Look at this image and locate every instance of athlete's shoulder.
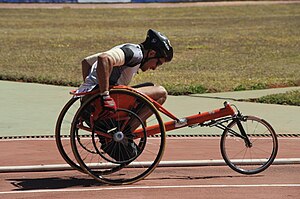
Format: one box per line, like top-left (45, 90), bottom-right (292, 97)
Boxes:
top-left (115, 43), bottom-right (143, 67)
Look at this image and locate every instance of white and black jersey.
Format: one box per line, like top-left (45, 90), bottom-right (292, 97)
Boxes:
top-left (76, 43), bottom-right (144, 94)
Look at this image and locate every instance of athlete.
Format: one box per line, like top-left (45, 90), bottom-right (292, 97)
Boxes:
top-left (77, 29), bottom-right (173, 112)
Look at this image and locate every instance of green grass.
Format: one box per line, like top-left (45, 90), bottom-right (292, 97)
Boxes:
top-left (252, 90), bottom-right (300, 106)
top-left (0, 4), bottom-right (299, 95)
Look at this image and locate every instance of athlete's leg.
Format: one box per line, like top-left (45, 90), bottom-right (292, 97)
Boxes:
top-left (135, 85), bottom-right (168, 105)
top-left (131, 82), bottom-right (154, 88)
top-left (127, 85), bottom-right (167, 131)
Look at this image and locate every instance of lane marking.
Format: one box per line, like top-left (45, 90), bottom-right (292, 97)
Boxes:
top-left (0, 137), bottom-right (299, 141)
top-left (1, 158), bottom-right (300, 173)
top-left (1, 184), bottom-right (300, 195)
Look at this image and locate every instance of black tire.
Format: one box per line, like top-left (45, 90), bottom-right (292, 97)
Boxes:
top-left (55, 97), bottom-right (84, 172)
top-left (71, 88), bottom-right (166, 185)
top-left (220, 116), bottom-right (278, 174)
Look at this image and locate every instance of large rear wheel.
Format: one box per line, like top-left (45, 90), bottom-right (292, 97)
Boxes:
top-left (71, 88), bottom-right (166, 185)
top-left (55, 97), bottom-right (84, 172)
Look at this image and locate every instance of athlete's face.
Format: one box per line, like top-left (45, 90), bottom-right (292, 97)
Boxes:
top-left (140, 50), bottom-right (165, 72)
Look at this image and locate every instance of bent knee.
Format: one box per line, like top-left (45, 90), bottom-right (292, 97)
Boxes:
top-left (136, 85), bottom-right (168, 105)
top-left (156, 86), bottom-right (168, 105)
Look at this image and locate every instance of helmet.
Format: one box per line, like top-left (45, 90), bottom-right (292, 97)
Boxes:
top-left (142, 29), bottom-right (173, 62)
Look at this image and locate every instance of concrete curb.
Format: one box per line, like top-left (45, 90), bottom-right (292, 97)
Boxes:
top-left (1, 158), bottom-right (299, 173)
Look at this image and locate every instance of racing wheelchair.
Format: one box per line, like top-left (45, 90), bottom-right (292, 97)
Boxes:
top-left (55, 85), bottom-right (278, 185)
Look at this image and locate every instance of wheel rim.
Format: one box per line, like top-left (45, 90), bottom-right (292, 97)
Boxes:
top-left (55, 97), bottom-right (84, 172)
top-left (221, 116), bottom-right (278, 174)
top-left (71, 89), bottom-right (166, 184)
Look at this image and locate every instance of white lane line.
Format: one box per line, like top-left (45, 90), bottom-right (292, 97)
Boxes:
top-left (1, 158), bottom-right (300, 173)
top-left (1, 184), bottom-right (300, 195)
top-left (0, 137), bottom-right (299, 141)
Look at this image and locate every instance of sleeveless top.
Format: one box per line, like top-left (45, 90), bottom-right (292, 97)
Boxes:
top-left (76, 43), bottom-right (144, 94)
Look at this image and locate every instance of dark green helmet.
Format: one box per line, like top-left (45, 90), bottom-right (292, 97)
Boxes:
top-left (142, 29), bottom-right (173, 62)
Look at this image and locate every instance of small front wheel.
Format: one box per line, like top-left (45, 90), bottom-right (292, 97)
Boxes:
top-left (220, 116), bottom-right (278, 174)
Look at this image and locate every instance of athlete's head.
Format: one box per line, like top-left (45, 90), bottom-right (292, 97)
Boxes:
top-left (141, 29), bottom-right (173, 62)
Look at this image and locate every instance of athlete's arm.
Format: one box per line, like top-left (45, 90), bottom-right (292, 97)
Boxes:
top-left (81, 59), bottom-right (92, 81)
top-left (96, 48), bottom-right (125, 94)
top-left (97, 54), bottom-right (113, 94)
top-left (81, 52), bottom-right (101, 81)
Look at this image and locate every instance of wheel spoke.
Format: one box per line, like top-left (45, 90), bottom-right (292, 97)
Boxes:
top-left (71, 89), bottom-right (166, 185)
top-left (221, 116), bottom-right (278, 174)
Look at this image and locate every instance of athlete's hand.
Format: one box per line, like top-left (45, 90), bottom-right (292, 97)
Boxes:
top-left (101, 94), bottom-right (117, 112)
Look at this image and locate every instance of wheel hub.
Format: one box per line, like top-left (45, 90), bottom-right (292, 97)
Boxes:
top-left (113, 131), bottom-right (124, 142)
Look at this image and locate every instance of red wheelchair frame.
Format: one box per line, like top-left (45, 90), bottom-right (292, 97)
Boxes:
top-left (73, 85), bottom-right (235, 138)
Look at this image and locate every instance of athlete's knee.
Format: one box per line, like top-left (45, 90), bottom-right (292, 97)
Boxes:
top-left (136, 85), bottom-right (168, 104)
top-left (156, 86), bottom-right (168, 105)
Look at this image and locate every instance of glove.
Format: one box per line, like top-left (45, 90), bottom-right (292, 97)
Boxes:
top-left (101, 93), bottom-right (117, 112)
top-left (88, 92), bottom-right (116, 124)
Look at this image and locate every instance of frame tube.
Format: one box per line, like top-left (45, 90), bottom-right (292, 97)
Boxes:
top-left (134, 104), bottom-right (235, 137)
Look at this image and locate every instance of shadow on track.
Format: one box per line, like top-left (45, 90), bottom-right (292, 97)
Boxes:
top-left (145, 174), bottom-right (263, 181)
top-left (8, 176), bottom-right (104, 191)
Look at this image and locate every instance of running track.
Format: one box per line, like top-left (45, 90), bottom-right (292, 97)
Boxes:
top-left (0, 137), bottom-right (299, 198)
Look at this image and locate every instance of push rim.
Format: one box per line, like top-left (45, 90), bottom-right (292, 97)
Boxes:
top-left (71, 88), bottom-right (166, 185)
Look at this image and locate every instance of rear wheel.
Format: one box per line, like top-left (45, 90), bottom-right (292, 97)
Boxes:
top-left (220, 116), bottom-right (278, 174)
top-left (55, 97), bottom-right (84, 172)
top-left (71, 88), bottom-right (166, 185)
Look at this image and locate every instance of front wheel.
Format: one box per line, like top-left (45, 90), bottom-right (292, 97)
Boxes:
top-left (220, 116), bottom-right (278, 175)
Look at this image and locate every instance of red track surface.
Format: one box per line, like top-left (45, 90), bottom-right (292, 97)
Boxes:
top-left (0, 137), bottom-right (299, 198)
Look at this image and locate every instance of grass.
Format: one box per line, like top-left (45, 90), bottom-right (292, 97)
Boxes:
top-left (251, 90), bottom-right (300, 106)
top-left (0, 4), bottom-right (299, 96)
